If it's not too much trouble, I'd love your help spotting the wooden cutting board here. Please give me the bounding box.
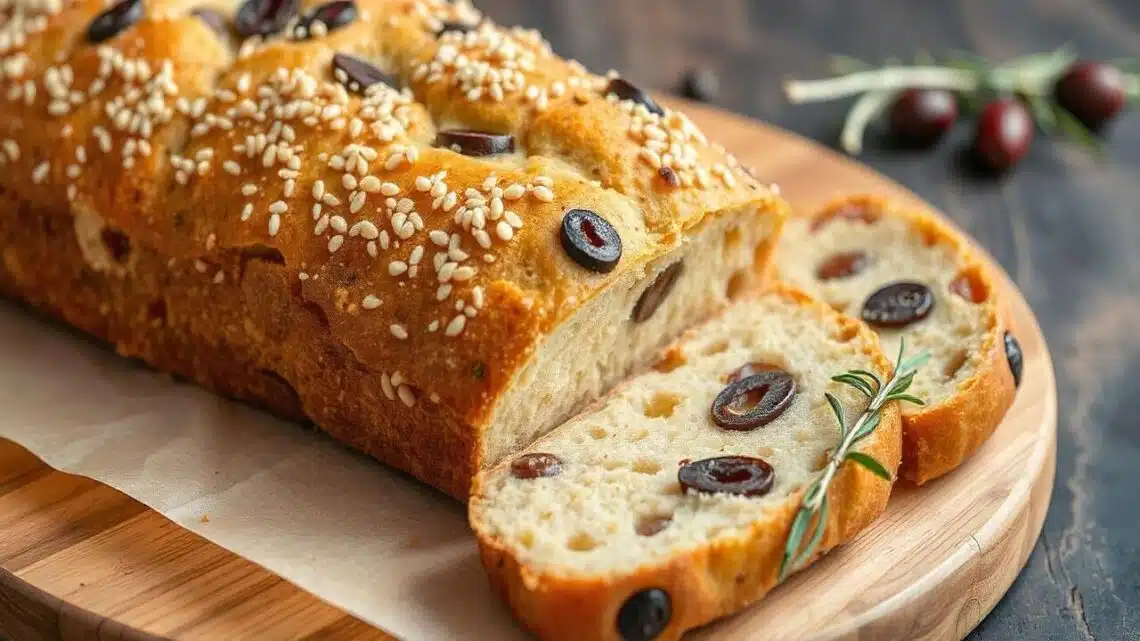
[0,99,1056,641]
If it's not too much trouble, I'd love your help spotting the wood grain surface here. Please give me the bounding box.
[1,100,1056,641]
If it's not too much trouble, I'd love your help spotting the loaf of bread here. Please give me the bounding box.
[774,195,1020,483]
[0,0,786,497]
[469,285,902,641]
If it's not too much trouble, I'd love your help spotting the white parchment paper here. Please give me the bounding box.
[0,301,528,640]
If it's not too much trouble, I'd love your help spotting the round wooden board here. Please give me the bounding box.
[0,99,1056,641]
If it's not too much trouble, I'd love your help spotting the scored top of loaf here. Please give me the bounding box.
[0,0,781,424]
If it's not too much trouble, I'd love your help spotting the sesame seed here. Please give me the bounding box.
[397,385,416,407]
[390,324,408,340]
[391,372,404,387]
[312,180,325,200]
[472,286,485,308]
[330,215,348,234]
[241,203,254,220]
[242,184,258,196]
[328,235,344,253]
[532,185,554,202]
[380,373,396,400]
[444,314,466,337]
[223,160,241,175]
[363,294,381,310]
[268,213,282,236]
[388,260,408,276]
[436,283,452,300]
[350,191,366,213]
[269,201,288,214]
[427,320,440,332]
[31,161,49,184]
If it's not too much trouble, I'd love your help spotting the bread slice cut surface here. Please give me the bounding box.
[469,286,902,641]
[774,195,1018,483]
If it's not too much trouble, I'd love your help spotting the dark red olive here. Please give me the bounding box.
[817,250,869,281]
[678,456,775,497]
[861,281,934,328]
[1055,61,1127,130]
[235,0,300,37]
[560,209,622,273]
[657,166,680,187]
[973,98,1034,172]
[606,78,665,117]
[297,0,357,36]
[711,370,796,431]
[632,261,684,322]
[510,453,562,480]
[436,130,515,156]
[809,202,881,232]
[86,0,144,43]
[888,88,958,147]
[333,53,398,94]
[1004,332,1023,388]
[191,7,230,35]
[617,588,671,641]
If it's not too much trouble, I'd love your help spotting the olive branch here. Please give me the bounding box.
[778,338,930,582]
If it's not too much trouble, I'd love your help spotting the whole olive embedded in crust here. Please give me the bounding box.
[333,54,399,94]
[617,588,671,641]
[861,281,934,328]
[436,130,516,157]
[510,453,562,479]
[632,261,684,323]
[605,78,665,117]
[817,250,869,281]
[678,456,775,497]
[711,370,796,431]
[560,209,622,273]
[86,0,144,43]
[1004,332,1023,388]
[235,0,300,37]
[297,0,357,36]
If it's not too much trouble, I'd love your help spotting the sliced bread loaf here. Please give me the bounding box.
[468,285,903,641]
[775,195,1020,484]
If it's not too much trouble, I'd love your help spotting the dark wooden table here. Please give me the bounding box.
[475,1,1139,639]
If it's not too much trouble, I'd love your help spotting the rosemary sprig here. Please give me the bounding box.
[778,338,930,582]
[784,46,1135,155]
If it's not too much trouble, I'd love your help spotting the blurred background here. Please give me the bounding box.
[475,1,1138,640]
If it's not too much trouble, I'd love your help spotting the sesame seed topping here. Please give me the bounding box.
[363,295,381,310]
[268,213,282,236]
[390,324,408,340]
[444,314,466,337]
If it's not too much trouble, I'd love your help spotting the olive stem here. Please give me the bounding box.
[785,66,979,103]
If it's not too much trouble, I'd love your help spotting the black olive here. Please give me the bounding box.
[436,129,516,157]
[560,209,622,273]
[191,7,230,35]
[296,0,357,37]
[861,281,934,328]
[1004,332,1023,388]
[235,0,300,38]
[632,261,684,323]
[710,370,796,431]
[510,453,562,480]
[332,53,399,94]
[606,78,665,117]
[437,20,477,36]
[678,456,774,497]
[86,0,144,44]
[617,588,671,641]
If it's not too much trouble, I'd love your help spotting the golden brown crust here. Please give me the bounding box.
[799,195,1017,485]
[0,0,784,495]
[470,285,903,641]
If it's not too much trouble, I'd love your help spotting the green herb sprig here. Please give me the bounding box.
[784,46,1140,155]
[778,339,930,582]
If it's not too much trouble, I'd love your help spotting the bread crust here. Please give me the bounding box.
[0,0,784,496]
[470,286,903,641]
[802,195,1017,485]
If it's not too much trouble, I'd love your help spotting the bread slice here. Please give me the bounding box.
[774,195,1019,484]
[468,285,902,641]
